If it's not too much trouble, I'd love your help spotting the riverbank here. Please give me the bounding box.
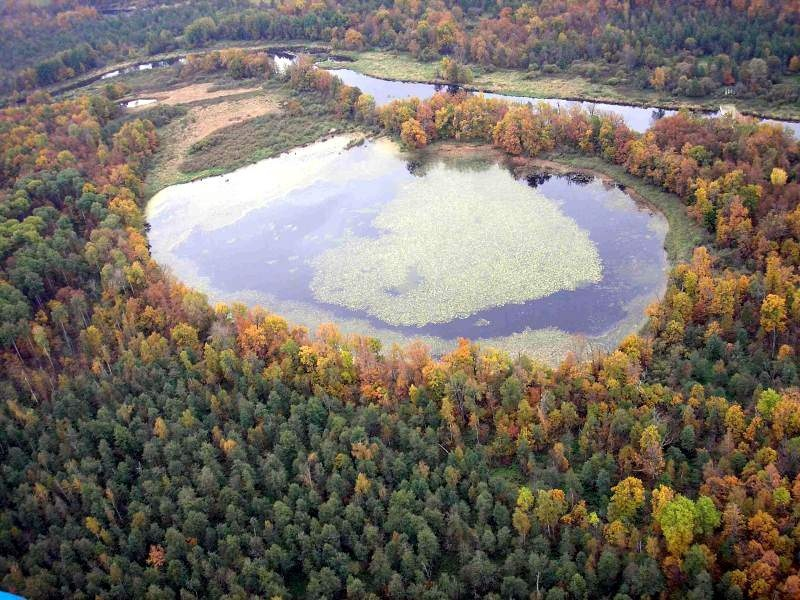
[4,41,331,103]
[319,50,800,123]
[8,42,798,125]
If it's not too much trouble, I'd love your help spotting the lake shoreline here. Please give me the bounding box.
[147,136,670,363]
[410,140,704,265]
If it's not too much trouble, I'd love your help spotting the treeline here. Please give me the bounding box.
[0,0,243,94]
[0,58,800,598]
[179,49,278,80]
[2,0,800,101]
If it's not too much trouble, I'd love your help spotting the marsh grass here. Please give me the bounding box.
[178,87,362,177]
[143,77,374,194]
[322,50,800,121]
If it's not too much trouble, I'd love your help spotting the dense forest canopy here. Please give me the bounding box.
[1,4,800,600]
[1,0,799,102]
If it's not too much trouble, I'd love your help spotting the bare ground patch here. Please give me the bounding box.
[150,83,262,106]
[146,92,281,192]
[126,83,262,109]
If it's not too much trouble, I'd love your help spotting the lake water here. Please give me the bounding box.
[147,136,668,361]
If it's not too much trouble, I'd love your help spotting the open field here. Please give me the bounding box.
[143,90,281,193]
[141,83,263,106]
[176,104,357,180]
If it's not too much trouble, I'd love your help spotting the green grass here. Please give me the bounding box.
[178,93,361,177]
[66,63,262,102]
[548,152,709,264]
[142,77,375,194]
[319,50,440,82]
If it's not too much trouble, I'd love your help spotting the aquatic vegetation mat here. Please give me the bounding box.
[309,165,603,326]
[147,136,667,363]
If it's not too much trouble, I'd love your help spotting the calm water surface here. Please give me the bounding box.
[148,136,669,359]
[87,52,799,137]
[329,68,800,136]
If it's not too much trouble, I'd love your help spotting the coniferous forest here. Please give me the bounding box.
[1,1,800,599]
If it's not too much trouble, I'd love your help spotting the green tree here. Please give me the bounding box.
[657,495,696,556]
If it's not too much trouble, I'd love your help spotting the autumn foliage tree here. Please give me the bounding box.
[2,44,800,600]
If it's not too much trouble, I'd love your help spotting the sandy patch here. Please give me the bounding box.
[152,83,262,105]
[146,92,281,190]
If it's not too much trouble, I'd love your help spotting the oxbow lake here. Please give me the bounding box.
[147,136,669,363]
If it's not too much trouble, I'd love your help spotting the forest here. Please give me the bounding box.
[1,0,799,106]
[1,3,800,600]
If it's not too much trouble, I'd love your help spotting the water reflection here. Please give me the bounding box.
[124,98,157,108]
[74,51,800,137]
[148,136,669,358]
[330,68,674,133]
[328,67,800,137]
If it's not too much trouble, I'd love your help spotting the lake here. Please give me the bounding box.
[147,136,669,362]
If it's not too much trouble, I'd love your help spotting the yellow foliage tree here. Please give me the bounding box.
[400,118,428,148]
[608,476,645,522]
[770,167,787,187]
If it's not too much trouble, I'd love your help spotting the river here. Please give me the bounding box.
[90,50,800,136]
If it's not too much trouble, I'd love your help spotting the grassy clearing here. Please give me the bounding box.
[321,50,800,121]
[319,50,440,82]
[62,63,246,103]
[145,83,263,105]
[546,152,709,264]
[143,85,281,194]
[142,77,370,194]
[177,88,360,180]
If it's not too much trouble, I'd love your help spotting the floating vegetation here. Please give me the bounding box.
[148,136,667,364]
[310,164,603,326]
